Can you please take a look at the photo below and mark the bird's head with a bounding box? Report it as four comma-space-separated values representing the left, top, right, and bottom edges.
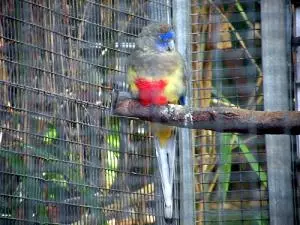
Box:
136, 23, 176, 52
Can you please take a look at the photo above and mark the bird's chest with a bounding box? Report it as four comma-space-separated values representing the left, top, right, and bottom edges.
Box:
134, 78, 168, 106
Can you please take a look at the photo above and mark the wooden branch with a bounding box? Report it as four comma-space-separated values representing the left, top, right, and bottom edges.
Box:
114, 99, 300, 135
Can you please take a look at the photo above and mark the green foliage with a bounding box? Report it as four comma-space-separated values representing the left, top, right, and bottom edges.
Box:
218, 134, 235, 201
105, 119, 120, 188
43, 127, 58, 145
0, 127, 107, 223
239, 142, 268, 188
217, 134, 268, 199
0, 148, 27, 174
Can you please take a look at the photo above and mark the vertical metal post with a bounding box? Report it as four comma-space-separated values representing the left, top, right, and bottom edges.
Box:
173, 1, 194, 225
295, 6, 300, 157
261, 0, 294, 224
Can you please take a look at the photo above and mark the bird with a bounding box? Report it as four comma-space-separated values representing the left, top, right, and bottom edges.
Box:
127, 23, 185, 222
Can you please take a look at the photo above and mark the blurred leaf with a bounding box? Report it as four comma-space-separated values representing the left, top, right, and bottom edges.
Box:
107, 150, 119, 170
239, 142, 268, 188
37, 203, 50, 223
22, 177, 42, 199
107, 134, 120, 149
24, 145, 57, 160
212, 87, 237, 107
43, 172, 70, 202
106, 117, 121, 149
105, 150, 119, 189
0, 148, 27, 174
43, 160, 85, 186
105, 118, 120, 189
43, 127, 58, 144
43, 173, 68, 189
218, 134, 235, 201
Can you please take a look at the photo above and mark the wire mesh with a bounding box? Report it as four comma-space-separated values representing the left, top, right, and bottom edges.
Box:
0, 0, 176, 224
190, 0, 269, 224
0, 0, 297, 225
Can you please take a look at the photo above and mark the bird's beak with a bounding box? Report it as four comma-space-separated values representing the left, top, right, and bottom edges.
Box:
168, 40, 175, 51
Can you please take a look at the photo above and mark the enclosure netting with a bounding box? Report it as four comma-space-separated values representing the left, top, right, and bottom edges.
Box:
190, 0, 269, 224
0, 0, 176, 224
0, 0, 278, 224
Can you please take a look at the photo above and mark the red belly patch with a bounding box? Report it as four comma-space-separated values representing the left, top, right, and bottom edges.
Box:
135, 78, 168, 106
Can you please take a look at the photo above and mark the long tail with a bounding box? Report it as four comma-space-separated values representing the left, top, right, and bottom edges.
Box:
153, 124, 176, 221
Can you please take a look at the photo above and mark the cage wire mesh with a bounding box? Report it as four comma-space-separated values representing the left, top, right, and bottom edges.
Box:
190, 0, 269, 224
0, 0, 176, 224
0, 0, 295, 225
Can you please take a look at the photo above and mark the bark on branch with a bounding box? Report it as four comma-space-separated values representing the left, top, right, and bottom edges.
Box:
114, 99, 300, 135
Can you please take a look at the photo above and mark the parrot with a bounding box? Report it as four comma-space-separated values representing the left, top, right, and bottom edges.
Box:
127, 23, 185, 221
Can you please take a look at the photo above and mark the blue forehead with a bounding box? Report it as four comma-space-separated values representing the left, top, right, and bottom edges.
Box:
159, 31, 175, 41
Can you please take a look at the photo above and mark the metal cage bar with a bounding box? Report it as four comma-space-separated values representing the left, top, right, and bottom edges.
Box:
0, 1, 176, 224
262, 0, 294, 224
173, 0, 195, 225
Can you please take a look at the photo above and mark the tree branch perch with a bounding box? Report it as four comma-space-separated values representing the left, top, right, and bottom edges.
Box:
114, 99, 300, 135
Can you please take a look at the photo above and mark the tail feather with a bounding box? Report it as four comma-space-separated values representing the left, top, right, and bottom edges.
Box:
154, 128, 176, 220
